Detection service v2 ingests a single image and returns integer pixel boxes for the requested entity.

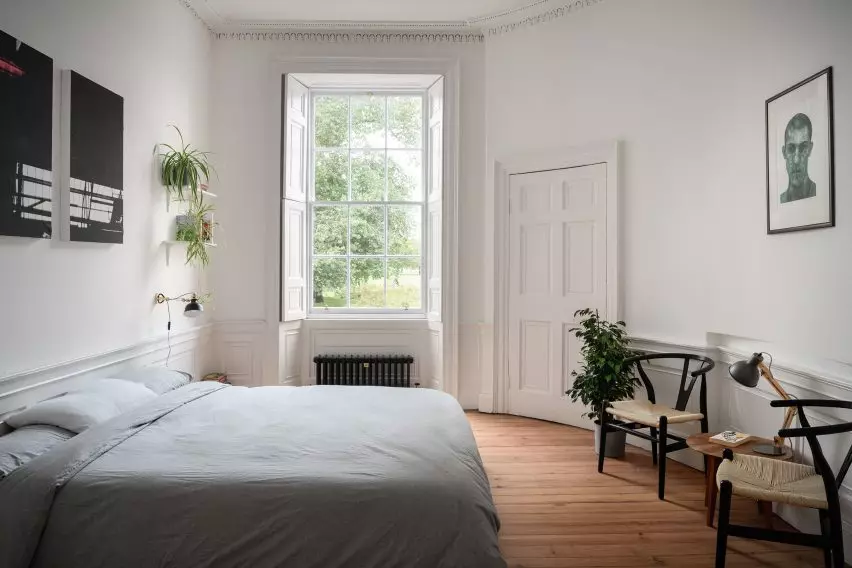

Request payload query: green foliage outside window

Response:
[312,93,424,310]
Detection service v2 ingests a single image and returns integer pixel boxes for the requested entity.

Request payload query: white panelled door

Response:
[507,164,608,426]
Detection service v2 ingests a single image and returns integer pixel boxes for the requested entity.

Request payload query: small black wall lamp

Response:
[155,292,204,366]
[155,292,204,319]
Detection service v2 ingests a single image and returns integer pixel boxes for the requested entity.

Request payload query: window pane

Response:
[388,259,421,309]
[387,96,422,149]
[313,206,347,255]
[350,259,385,308]
[388,205,421,256]
[350,206,385,255]
[313,258,347,308]
[315,151,348,201]
[351,95,386,148]
[314,96,348,148]
[387,151,423,201]
[351,151,385,201]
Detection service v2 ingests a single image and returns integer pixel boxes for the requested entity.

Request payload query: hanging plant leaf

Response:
[159,125,216,203]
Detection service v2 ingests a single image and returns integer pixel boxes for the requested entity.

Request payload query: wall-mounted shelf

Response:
[163,240,217,266]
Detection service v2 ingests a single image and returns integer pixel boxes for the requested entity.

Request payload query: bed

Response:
[0,382,505,568]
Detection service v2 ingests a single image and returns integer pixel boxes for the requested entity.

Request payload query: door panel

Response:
[508,164,608,426]
[520,320,551,392]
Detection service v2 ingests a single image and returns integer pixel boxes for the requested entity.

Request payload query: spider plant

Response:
[159,125,215,203]
[176,201,217,267]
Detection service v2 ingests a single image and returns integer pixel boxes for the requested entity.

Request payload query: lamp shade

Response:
[184,297,203,318]
[728,353,764,388]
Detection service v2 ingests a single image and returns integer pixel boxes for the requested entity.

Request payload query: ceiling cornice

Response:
[215,32,485,43]
[176,0,214,33]
[178,0,603,40]
[485,0,602,35]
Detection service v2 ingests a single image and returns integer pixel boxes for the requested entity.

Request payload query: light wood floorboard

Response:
[467,412,823,568]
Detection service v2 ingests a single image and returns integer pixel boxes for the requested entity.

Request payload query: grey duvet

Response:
[0,383,504,568]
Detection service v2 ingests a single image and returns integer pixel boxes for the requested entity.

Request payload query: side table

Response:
[687,432,793,527]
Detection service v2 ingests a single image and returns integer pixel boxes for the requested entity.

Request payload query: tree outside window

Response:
[311,93,425,311]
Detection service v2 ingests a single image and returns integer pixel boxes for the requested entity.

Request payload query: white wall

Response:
[484,0,852,543]
[485,0,852,365]
[209,37,486,405]
[0,0,213,378]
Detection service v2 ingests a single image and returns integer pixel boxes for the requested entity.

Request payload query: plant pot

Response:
[175,215,193,242]
[594,421,627,458]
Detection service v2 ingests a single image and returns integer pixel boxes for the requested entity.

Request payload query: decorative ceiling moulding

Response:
[486,0,604,35]
[175,0,215,33]
[214,32,485,44]
[223,20,473,31]
[177,0,603,39]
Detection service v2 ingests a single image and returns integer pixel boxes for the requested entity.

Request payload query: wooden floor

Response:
[467,412,823,568]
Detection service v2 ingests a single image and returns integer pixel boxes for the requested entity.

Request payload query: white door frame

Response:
[488,141,621,416]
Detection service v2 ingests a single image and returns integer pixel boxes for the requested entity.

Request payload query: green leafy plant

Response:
[565,309,638,422]
[159,125,215,202]
[311,95,422,307]
[176,201,216,267]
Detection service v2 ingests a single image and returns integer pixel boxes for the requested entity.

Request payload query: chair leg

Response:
[715,480,733,568]
[650,427,658,466]
[658,416,667,500]
[828,506,844,568]
[597,414,608,474]
[819,509,832,568]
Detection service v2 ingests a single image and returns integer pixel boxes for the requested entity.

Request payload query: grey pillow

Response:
[0,425,74,480]
[6,379,156,433]
[113,368,192,394]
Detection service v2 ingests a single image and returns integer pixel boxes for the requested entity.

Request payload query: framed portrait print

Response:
[766,67,834,234]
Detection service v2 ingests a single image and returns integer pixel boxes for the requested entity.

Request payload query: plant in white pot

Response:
[565,308,638,457]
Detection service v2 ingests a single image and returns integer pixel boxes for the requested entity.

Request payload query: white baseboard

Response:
[478,393,495,413]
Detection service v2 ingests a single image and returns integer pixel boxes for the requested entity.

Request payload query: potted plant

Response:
[159,125,215,203]
[565,308,638,457]
[175,201,216,267]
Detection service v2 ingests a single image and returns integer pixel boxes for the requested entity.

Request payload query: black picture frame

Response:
[66,70,124,244]
[0,29,54,239]
[765,67,834,235]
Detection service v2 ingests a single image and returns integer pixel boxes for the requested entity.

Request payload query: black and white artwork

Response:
[66,71,124,243]
[766,67,834,234]
[0,29,53,239]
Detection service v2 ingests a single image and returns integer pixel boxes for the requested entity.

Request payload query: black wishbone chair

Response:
[716,399,852,568]
[598,353,715,500]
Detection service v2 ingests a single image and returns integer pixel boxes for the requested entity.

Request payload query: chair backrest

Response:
[774,400,852,492]
[624,353,716,412]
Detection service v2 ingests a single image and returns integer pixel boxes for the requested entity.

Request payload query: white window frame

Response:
[307,87,429,317]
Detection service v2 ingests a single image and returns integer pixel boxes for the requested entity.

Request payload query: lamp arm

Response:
[155,292,197,304]
[759,361,794,447]
[758,361,789,400]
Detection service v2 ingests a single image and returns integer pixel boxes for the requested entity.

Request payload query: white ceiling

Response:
[189,0,557,30]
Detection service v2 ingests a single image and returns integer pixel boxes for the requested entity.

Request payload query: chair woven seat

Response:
[716,454,828,510]
[607,399,704,427]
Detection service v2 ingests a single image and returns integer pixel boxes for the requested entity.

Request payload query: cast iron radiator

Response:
[313,355,415,387]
